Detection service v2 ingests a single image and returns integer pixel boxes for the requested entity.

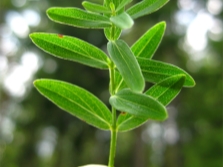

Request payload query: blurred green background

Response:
[0,0,222,167]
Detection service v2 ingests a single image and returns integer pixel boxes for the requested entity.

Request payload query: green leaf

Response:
[110,89,167,120]
[116,65,193,132]
[104,27,122,40]
[131,21,166,58]
[137,57,196,87]
[82,1,111,14]
[114,70,127,93]
[145,75,185,106]
[116,0,133,12]
[107,40,145,92]
[117,113,148,132]
[47,7,111,29]
[30,33,109,69]
[127,0,169,19]
[103,0,123,40]
[110,12,134,29]
[34,79,112,130]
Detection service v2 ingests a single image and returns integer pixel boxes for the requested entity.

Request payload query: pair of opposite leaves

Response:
[32,22,195,132]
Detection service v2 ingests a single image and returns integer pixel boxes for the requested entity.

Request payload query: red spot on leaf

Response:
[58,34,63,38]
[121,112,126,115]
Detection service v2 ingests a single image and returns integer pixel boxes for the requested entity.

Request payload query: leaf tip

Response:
[33,79,41,88]
[29,33,35,40]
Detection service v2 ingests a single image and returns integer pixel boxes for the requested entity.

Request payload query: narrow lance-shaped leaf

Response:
[30,33,109,69]
[117,75,186,132]
[127,0,169,19]
[145,74,185,106]
[82,1,111,14]
[107,40,145,92]
[137,57,196,87]
[116,0,133,12]
[110,89,167,120]
[131,21,166,59]
[110,12,134,29]
[34,79,112,130]
[47,7,111,29]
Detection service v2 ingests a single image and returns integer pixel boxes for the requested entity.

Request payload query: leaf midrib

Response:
[39,84,111,127]
[35,35,108,67]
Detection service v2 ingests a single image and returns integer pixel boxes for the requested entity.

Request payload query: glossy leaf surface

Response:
[34,79,112,130]
[145,75,185,106]
[82,1,111,14]
[110,12,134,29]
[30,33,109,69]
[110,89,167,120]
[131,21,166,58]
[47,7,111,29]
[127,0,169,19]
[107,40,145,92]
[137,57,196,87]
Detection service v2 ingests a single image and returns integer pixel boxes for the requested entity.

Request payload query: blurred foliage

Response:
[0,0,222,167]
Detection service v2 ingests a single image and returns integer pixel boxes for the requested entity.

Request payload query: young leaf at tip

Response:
[107,40,145,92]
[103,0,123,40]
[109,89,167,120]
[47,7,111,29]
[131,21,166,59]
[29,33,109,69]
[34,79,112,130]
[137,57,196,87]
[127,0,169,19]
[110,12,134,30]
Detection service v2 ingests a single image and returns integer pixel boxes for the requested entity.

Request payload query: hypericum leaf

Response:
[127,0,169,19]
[137,57,196,87]
[145,75,185,106]
[110,12,134,29]
[110,89,167,120]
[116,113,148,132]
[34,79,112,130]
[47,7,111,29]
[116,75,185,132]
[114,70,127,93]
[82,1,111,14]
[116,0,133,12]
[131,21,166,58]
[30,33,109,69]
[107,40,145,92]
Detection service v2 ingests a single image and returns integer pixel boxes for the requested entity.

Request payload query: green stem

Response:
[108,61,117,167]
[108,107,117,167]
